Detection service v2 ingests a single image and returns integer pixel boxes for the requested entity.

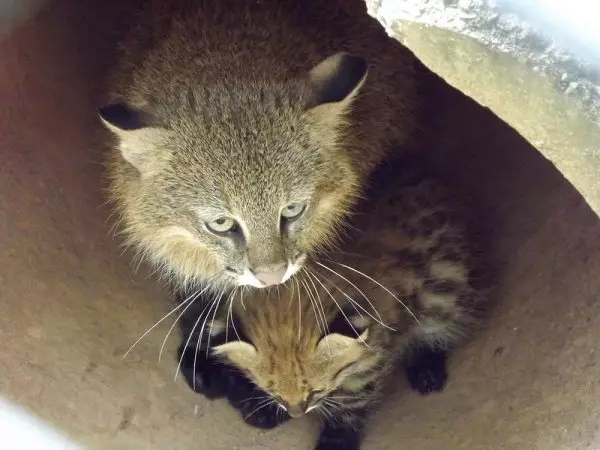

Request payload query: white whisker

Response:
[304,269,329,333]
[314,261,386,326]
[328,260,422,326]
[325,275,395,332]
[228,289,242,342]
[158,286,208,362]
[122,286,201,361]
[245,399,276,420]
[307,270,370,349]
[175,298,214,384]
[190,291,224,390]
[300,276,325,337]
[295,276,302,340]
[201,290,226,357]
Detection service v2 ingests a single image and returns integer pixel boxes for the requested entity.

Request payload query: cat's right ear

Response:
[304,53,368,145]
[99,103,166,175]
[308,53,368,109]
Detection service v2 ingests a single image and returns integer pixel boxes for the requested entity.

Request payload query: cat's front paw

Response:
[177,344,229,399]
[405,347,448,395]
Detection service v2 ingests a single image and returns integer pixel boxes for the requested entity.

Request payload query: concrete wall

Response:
[0,0,46,33]
[367,0,600,217]
[1,2,599,449]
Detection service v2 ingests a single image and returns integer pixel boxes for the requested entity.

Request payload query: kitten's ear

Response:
[316,328,369,357]
[304,53,368,145]
[316,312,370,356]
[213,341,257,368]
[99,103,167,175]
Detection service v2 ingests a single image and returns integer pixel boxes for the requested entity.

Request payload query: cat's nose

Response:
[286,401,307,418]
[253,264,287,286]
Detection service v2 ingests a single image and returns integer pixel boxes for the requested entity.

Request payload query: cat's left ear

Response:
[99,103,169,176]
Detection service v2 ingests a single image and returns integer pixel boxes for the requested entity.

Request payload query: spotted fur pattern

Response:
[179,155,488,449]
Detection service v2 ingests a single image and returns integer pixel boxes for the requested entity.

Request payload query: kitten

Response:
[100,0,419,292]
[178,155,488,449]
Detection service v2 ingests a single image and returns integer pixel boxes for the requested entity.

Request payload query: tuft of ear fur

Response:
[213,341,258,369]
[99,103,169,175]
[304,53,368,147]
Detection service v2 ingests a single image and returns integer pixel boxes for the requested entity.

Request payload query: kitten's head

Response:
[101,53,368,290]
[212,293,374,418]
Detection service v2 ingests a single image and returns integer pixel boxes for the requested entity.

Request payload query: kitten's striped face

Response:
[212,293,374,418]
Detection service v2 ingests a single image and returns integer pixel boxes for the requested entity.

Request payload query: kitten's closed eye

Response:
[307,389,325,403]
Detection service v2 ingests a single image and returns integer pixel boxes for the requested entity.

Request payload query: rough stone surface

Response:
[366,0,600,217]
[367,0,600,124]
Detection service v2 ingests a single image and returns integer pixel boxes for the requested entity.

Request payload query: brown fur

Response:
[101,0,419,291]
[204,155,487,429]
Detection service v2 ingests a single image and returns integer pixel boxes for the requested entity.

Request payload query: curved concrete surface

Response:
[0,1,599,449]
[368,0,600,217]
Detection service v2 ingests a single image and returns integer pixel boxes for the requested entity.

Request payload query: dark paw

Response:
[315,441,359,450]
[178,344,229,399]
[224,375,290,430]
[241,403,288,430]
[315,433,360,450]
[315,420,362,450]
[405,347,448,395]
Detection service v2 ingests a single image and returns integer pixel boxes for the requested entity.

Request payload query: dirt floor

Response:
[1,1,599,449]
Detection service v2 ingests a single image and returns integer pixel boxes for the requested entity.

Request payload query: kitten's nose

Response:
[253,264,287,287]
[286,402,307,419]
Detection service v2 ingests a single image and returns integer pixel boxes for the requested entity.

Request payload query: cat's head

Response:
[101,53,368,291]
[211,298,374,418]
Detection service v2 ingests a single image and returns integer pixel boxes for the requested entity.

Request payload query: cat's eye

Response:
[206,217,237,234]
[281,202,306,220]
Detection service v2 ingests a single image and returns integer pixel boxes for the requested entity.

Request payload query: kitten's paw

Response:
[405,347,448,395]
[314,437,359,450]
[240,403,288,430]
[177,345,228,399]
[226,377,289,430]
[315,423,361,450]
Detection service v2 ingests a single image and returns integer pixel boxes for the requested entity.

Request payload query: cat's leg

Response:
[226,375,290,430]
[177,343,230,399]
[315,411,366,450]
[404,346,448,395]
